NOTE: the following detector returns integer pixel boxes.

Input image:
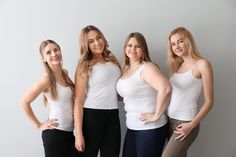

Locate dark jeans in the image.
[123,124,168,157]
[42,129,80,157]
[81,108,121,157]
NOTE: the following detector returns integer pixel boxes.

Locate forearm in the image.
[154,89,171,119]
[190,101,213,128]
[74,103,84,136]
[21,102,41,129]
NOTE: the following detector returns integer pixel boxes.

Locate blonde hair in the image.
[39,40,75,105]
[78,25,120,75]
[167,27,203,74]
[121,32,154,72]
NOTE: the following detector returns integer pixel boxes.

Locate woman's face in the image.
[87,30,106,55]
[125,37,143,62]
[170,33,188,57]
[42,43,62,67]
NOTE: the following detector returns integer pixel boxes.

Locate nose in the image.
[176,43,180,48]
[51,50,57,56]
[131,45,137,50]
[94,39,99,45]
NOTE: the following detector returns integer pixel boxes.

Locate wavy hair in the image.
[78,25,120,75]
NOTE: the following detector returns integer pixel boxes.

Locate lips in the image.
[51,56,60,61]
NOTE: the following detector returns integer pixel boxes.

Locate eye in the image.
[179,40,184,43]
[88,40,93,44]
[126,44,132,48]
[53,48,59,52]
[171,43,175,47]
[134,45,141,48]
[46,51,51,55]
[96,35,102,40]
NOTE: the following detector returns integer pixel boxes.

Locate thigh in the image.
[82,109,105,157]
[100,110,121,157]
[122,129,137,157]
[42,129,73,157]
[136,125,168,157]
[161,119,200,157]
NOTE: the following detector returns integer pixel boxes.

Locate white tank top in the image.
[44,83,74,132]
[83,62,121,109]
[167,63,202,121]
[116,64,167,130]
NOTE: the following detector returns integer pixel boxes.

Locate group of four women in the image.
[21,25,214,157]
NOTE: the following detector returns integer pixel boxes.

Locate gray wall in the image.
[0,0,235,156]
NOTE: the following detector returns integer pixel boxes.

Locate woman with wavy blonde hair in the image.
[74,25,121,157]
[162,27,214,157]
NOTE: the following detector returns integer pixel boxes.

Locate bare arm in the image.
[175,59,214,140]
[74,64,88,152]
[190,59,214,127]
[21,74,57,130]
[140,62,171,123]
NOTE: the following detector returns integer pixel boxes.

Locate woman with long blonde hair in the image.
[21,40,79,157]
[162,27,214,157]
[74,25,121,157]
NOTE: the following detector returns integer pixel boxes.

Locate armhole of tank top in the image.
[191,60,202,79]
[139,64,146,80]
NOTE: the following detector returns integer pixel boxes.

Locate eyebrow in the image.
[88,34,100,41]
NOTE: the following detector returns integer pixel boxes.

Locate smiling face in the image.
[125,37,143,62]
[87,30,106,56]
[41,43,62,67]
[170,33,188,57]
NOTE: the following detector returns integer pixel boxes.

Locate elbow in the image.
[20,99,26,109]
[164,84,172,97]
[207,99,214,109]
[20,97,30,110]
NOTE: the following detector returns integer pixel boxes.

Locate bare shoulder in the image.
[197,59,212,70]
[143,62,160,72]
[75,63,88,80]
[142,62,162,80]
[37,73,51,89]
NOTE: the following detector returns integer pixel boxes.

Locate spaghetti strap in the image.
[190,60,202,71]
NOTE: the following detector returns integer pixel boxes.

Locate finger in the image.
[180,135,186,141]
[176,124,182,129]
[175,134,183,140]
[174,130,181,134]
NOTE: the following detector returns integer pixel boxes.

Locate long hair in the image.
[167,27,203,74]
[121,32,153,72]
[78,25,120,75]
[39,40,75,105]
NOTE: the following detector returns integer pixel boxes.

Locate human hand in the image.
[75,134,85,152]
[38,119,58,131]
[140,113,159,124]
[174,122,194,141]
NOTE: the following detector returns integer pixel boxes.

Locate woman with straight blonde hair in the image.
[21,40,79,157]
[74,25,121,157]
[161,27,214,157]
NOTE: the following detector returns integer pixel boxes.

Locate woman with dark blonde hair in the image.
[21,40,79,157]
[161,27,214,157]
[116,32,171,157]
[74,25,121,157]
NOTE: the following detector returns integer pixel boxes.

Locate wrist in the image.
[189,121,198,129]
[35,122,41,129]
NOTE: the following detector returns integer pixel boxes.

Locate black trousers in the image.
[81,108,121,157]
[42,129,80,157]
